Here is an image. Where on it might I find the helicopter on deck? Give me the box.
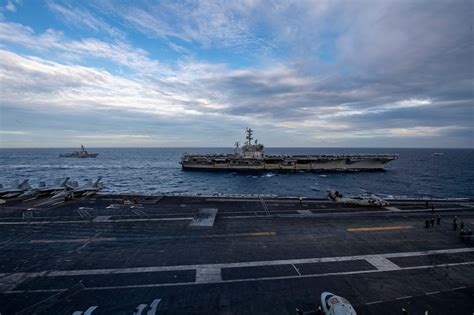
[296,292,357,315]
[327,190,389,207]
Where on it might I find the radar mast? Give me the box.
[245,128,253,146]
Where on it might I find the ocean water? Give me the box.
[0,148,473,198]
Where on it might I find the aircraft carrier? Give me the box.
[0,193,473,314]
[180,129,398,171]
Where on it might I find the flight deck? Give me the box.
[0,195,473,314]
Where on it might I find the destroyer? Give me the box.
[60,145,98,158]
[181,129,398,171]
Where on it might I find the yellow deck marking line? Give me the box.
[347,225,413,232]
[29,232,276,244]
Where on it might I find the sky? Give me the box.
[0,0,472,148]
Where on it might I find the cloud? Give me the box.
[0,0,473,147]
[5,0,16,12]
[94,0,273,54]
[0,130,29,135]
[47,1,124,38]
[0,21,165,75]
[0,50,191,117]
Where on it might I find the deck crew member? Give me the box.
[453,217,458,231]
[460,220,464,230]
[466,229,472,242]
[425,219,430,229]
[436,214,441,225]
[459,229,465,241]
[430,217,435,228]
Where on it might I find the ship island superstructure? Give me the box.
[180,128,398,171]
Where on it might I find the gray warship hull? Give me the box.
[60,153,98,158]
[180,154,398,171]
[181,129,398,171]
[59,145,98,158]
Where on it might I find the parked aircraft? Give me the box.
[19,178,70,198]
[0,179,31,199]
[51,177,103,199]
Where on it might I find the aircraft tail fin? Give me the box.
[19,179,30,190]
[60,177,70,187]
[327,190,338,201]
[93,177,102,188]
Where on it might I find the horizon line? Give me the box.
[1,146,473,150]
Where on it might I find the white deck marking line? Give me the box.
[221,211,392,219]
[4,261,474,294]
[458,203,474,208]
[30,238,118,244]
[292,264,301,276]
[76,232,102,252]
[365,301,383,305]
[147,299,161,315]
[1,247,472,280]
[195,266,222,283]
[365,257,401,271]
[297,210,313,215]
[222,206,474,219]
[92,216,111,222]
[189,208,218,227]
[1,249,473,293]
[0,272,31,292]
[207,199,329,203]
[131,209,147,217]
[205,198,263,202]
[452,286,467,290]
[259,196,270,215]
[31,239,89,244]
[426,291,440,295]
[76,209,92,220]
[0,217,193,225]
[396,296,412,300]
[395,207,474,212]
[28,232,273,245]
[113,217,192,222]
[385,206,402,212]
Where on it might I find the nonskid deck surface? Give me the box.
[0,195,473,314]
